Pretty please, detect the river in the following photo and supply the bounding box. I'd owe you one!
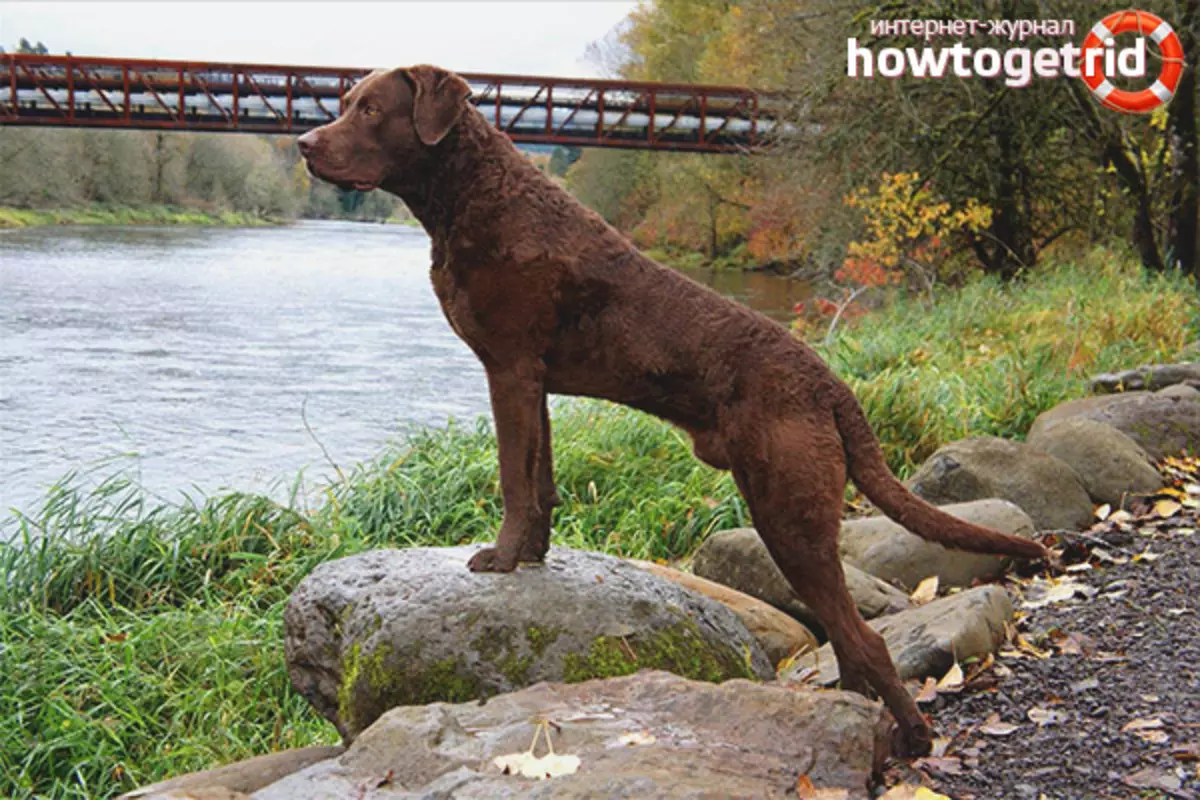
[0,221,807,518]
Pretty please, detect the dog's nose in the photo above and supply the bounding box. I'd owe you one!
[297,131,318,156]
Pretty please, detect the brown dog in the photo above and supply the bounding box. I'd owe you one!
[297,65,1046,758]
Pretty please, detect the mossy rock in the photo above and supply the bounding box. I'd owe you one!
[285,546,772,741]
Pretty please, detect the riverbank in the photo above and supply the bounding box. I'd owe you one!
[0,204,426,230]
[0,204,281,229]
[1,248,1196,798]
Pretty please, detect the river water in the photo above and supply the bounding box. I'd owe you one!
[0,221,806,518]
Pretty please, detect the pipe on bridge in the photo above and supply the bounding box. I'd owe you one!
[0,53,775,153]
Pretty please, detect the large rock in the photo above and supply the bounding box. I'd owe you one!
[1026,417,1163,507]
[119,746,342,799]
[1028,391,1200,461]
[1159,383,1200,399]
[839,499,1036,590]
[1089,362,1200,394]
[782,586,1013,687]
[691,528,910,633]
[285,547,773,742]
[907,437,1093,531]
[627,559,819,666]
[254,671,890,800]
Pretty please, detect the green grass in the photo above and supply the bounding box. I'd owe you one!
[0,204,279,229]
[0,247,1195,798]
[820,247,1198,475]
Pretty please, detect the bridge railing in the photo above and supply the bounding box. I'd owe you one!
[0,54,773,152]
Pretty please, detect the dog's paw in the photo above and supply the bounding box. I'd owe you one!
[467,547,519,573]
[890,722,934,759]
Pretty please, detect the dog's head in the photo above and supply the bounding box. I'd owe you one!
[297,65,471,192]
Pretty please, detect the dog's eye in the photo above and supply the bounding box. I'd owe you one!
[363,104,380,117]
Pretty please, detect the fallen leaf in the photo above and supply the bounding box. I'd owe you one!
[1070,677,1100,693]
[914,677,938,704]
[1021,578,1087,609]
[1154,498,1183,518]
[910,576,939,605]
[979,714,1020,737]
[493,750,581,780]
[913,756,964,776]
[936,662,965,693]
[1027,707,1069,726]
[1172,742,1200,761]
[1122,716,1165,732]
[879,787,952,800]
[493,720,582,780]
[930,737,952,758]
[1094,503,1112,520]
[795,775,850,799]
[1013,633,1052,659]
[615,730,656,746]
[1091,547,1129,565]
[1133,549,1162,563]
[1122,766,1182,793]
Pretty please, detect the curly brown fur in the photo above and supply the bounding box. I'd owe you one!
[298,65,1047,758]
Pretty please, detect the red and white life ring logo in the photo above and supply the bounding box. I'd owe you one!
[1081,10,1186,114]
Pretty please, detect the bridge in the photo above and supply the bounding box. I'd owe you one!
[0,54,771,153]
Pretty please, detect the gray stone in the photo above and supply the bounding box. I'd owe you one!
[907,437,1093,531]
[691,528,910,633]
[1089,362,1200,394]
[285,547,773,742]
[839,499,1036,590]
[627,559,819,667]
[1158,383,1200,399]
[119,746,343,799]
[1028,391,1200,461]
[782,586,1013,687]
[1026,417,1163,507]
[254,671,889,800]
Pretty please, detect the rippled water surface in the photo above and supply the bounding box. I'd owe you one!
[1,221,805,518]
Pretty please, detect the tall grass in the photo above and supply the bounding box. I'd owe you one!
[1,248,1195,798]
[823,248,1198,474]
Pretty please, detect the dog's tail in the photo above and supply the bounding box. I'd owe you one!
[831,384,1047,560]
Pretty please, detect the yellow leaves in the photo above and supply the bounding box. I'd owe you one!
[841,170,992,292]
[1153,498,1182,518]
[936,661,965,693]
[910,576,939,605]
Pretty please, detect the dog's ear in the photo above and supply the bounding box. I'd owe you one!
[402,65,471,147]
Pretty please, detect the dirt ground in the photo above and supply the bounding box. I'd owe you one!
[885,458,1200,800]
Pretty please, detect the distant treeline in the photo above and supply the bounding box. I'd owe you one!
[0,125,578,224]
[0,126,411,222]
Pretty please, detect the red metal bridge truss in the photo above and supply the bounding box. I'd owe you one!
[0,54,772,153]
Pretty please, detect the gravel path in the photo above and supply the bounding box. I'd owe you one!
[885,462,1200,799]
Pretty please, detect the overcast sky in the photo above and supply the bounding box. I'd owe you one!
[0,2,637,77]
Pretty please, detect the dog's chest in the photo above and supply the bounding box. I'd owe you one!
[430,266,477,342]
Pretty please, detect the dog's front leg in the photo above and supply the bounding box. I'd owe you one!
[468,361,547,573]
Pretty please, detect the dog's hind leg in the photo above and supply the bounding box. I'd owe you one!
[730,415,933,758]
